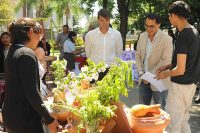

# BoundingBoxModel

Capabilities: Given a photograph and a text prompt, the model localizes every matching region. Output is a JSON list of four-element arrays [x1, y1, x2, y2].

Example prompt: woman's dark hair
[[146, 13, 161, 24], [169, 1, 191, 20], [68, 31, 77, 43], [0, 32, 12, 46], [0, 32, 11, 38], [8, 18, 42, 45]]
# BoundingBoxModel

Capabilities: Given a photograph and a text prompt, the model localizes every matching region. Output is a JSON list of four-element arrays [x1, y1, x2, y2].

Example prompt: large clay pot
[[128, 109, 170, 133]]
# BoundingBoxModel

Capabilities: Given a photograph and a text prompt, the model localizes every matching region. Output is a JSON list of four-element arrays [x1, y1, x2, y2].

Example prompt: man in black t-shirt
[[156, 1, 200, 133]]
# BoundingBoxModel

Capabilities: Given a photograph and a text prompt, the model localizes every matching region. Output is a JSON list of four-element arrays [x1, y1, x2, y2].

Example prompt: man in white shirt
[[85, 9, 123, 68]]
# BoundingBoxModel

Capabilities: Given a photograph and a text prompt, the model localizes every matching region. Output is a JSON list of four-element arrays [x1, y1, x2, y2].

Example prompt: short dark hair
[[63, 24, 69, 29], [98, 9, 110, 19], [68, 31, 77, 43], [146, 13, 161, 24], [168, 1, 191, 19], [8, 18, 42, 44]]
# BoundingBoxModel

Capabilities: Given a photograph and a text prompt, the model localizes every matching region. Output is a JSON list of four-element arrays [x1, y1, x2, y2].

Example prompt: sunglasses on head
[[33, 23, 42, 33], [20, 22, 42, 33]]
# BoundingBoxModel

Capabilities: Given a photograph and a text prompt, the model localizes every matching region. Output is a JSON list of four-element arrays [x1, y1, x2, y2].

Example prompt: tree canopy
[[2, 0, 200, 42]]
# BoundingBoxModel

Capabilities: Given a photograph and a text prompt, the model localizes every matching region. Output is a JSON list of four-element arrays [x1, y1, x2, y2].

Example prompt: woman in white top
[[34, 47, 50, 98], [63, 31, 79, 71]]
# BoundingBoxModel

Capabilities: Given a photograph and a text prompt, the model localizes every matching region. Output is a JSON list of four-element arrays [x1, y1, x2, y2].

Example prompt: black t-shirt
[[171, 25, 200, 84]]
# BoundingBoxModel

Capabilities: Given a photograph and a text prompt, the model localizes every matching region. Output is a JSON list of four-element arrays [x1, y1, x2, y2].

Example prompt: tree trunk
[[103, 0, 108, 9], [36, 0, 46, 42], [117, 0, 130, 50]]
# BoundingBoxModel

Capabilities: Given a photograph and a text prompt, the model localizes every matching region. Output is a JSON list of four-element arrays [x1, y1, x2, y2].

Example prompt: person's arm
[[116, 32, 123, 57], [135, 34, 144, 75], [156, 54, 186, 79], [17, 55, 54, 124], [157, 64, 172, 73], [84, 33, 91, 58]]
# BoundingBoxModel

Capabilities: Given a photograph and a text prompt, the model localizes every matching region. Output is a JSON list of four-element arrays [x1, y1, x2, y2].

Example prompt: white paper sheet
[[140, 72, 167, 92]]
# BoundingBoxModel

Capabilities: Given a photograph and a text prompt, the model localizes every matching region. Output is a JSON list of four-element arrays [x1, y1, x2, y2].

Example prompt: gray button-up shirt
[[56, 32, 69, 48]]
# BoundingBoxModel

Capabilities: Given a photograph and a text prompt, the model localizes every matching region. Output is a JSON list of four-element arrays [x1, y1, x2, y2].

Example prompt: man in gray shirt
[[56, 25, 69, 60]]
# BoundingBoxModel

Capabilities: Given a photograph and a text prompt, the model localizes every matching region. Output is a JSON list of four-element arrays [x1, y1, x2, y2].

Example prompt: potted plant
[[47, 58, 134, 133]]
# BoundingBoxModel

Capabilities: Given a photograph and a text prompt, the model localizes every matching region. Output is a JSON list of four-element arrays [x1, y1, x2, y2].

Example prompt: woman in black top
[[0, 32, 12, 73], [3, 18, 59, 133]]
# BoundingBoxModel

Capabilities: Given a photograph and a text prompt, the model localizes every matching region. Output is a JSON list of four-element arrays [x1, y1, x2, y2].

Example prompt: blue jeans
[[139, 81, 168, 109]]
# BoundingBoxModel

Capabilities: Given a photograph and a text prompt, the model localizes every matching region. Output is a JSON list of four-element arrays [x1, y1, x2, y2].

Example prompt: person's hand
[[0, 112, 3, 123], [156, 71, 168, 80], [47, 120, 62, 133], [157, 65, 168, 73], [143, 80, 149, 84], [156, 64, 171, 74]]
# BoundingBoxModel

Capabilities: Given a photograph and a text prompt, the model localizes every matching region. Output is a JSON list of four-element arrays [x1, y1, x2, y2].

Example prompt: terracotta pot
[[81, 80, 90, 89], [59, 126, 86, 133], [101, 101, 133, 133], [128, 109, 170, 133], [64, 127, 86, 133], [52, 111, 70, 121]]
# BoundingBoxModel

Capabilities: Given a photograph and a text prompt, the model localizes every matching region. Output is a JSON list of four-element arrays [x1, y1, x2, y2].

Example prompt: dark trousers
[[139, 81, 168, 110], [64, 52, 75, 71]]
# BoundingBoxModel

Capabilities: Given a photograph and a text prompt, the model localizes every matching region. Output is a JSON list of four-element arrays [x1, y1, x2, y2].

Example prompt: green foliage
[[0, 0, 14, 26], [51, 60, 67, 83], [129, 0, 200, 31], [15, 0, 52, 18], [79, 0, 96, 16], [47, 0, 84, 23], [77, 90, 116, 132], [80, 0, 115, 17], [97, 58, 134, 105], [15, 0, 84, 23], [128, 0, 170, 31]]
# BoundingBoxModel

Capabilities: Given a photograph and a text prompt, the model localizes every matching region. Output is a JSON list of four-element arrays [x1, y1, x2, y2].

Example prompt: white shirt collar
[[96, 27, 112, 35], [147, 29, 160, 41]]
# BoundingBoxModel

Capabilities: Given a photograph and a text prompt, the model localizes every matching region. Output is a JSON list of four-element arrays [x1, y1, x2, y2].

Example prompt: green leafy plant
[[51, 59, 66, 83], [49, 58, 134, 133], [96, 58, 134, 105]]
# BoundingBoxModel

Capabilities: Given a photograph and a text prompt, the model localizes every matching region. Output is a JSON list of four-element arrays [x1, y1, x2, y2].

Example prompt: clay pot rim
[[51, 110, 71, 115], [131, 109, 165, 120]]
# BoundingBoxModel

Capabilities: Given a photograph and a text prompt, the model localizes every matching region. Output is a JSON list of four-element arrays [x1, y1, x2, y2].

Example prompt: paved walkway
[[120, 84, 200, 133]]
